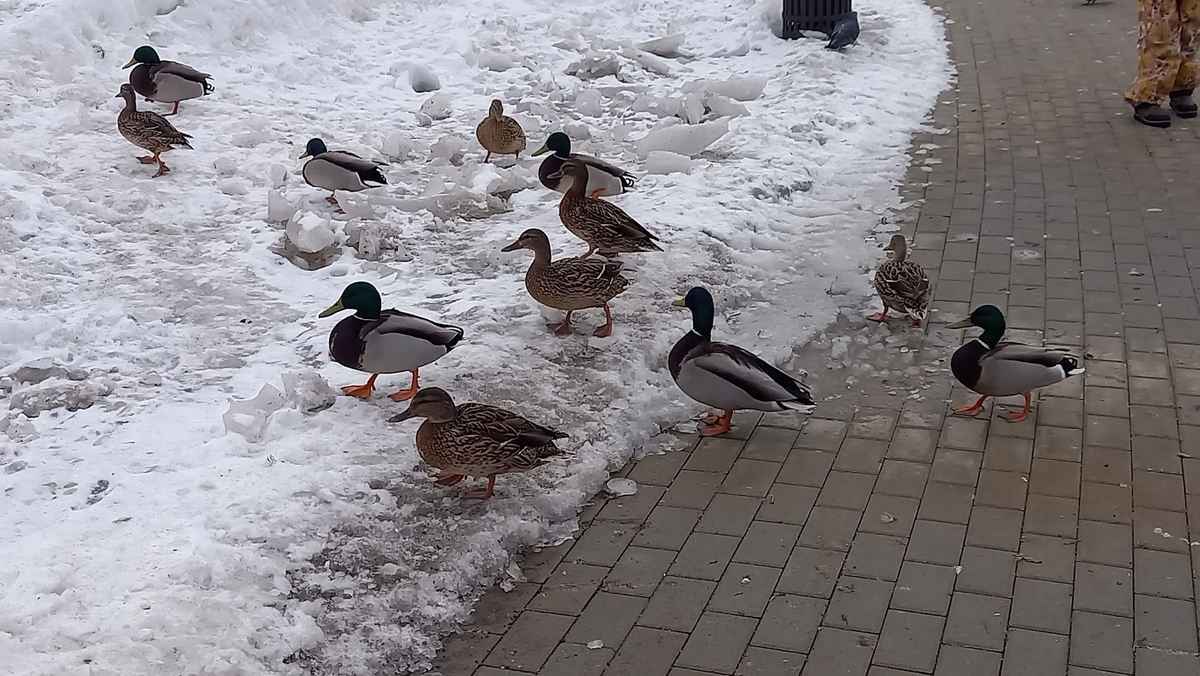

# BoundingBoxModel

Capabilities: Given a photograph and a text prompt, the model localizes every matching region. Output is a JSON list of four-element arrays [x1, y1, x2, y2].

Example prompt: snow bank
[[0, 0, 951, 672]]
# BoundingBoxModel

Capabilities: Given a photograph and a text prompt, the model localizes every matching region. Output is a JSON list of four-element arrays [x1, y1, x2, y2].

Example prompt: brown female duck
[[389, 387, 568, 499], [554, 159, 661, 258], [500, 228, 631, 337], [476, 99, 527, 163], [868, 234, 930, 326], [115, 83, 193, 177]]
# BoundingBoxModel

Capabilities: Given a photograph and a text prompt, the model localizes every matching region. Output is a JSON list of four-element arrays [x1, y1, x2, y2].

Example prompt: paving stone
[[817, 471, 877, 510], [824, 576, 893, 633], [1134, 594, 1199, 652], [685, 437, 745, 473], [604, 546, 676, 598], [528, 562, 607, 615], [675, 611, 759, 674], [638, 576, 716, 633], [980, 435, 1034, 474], [538, 642, 612, 676], [1034, 426, 1084, 462], [777, 450, 837, 488], [889, 427, 941, 462], [860, 494, 920, 537], [777, 547, 846, 598], [931, 448, 984, 486], [606, 626, 687, 676], [1133, 549, 1194, 600], [1076, 520, 1132, 568], [756, 484, 820, 526], [737, 647, 805, 676], [877, 460, 931, 498], [873, 609, 945, 673], [933, 645, 1001, 676], [708, 563, 781, 617], [801, 628, 876, 676], [799, 506, 862, 552], [734, 521, 802, 567], [720, 458, 782, 498], [955, 546, 1017, 598], [795, 418, 849, 451], [1016, 535, 1077, 583], [1010, 577, 1072, 634], [597, 486, 667, 523], [661, 470, 722, 510], [844, 533, 906, 581], [893, 561, 956, 616], [742, 426, 800, 462], [1024, 493, 1079, 538], [1080, 481, 1131, 524], [633, 506, 702, 551], [906, 520, 967, 565], [433, 630, 500, 675], [1082, 447, 1132, 486], [1070, 612, 1133, 674], [468, 582, 541, 634], [966, 505, 1024, 551], [941, 418, 990, 452], [944, 592, 1011, 651], [629, 452, 690, 486], [1000, 629, 1069, 676], [1029, 459, 1081, 498], [1074, 563, 1133, 617], [974, 469, 1029, 510], [918, 483, 976, 524], [1132, 470, 1187, 512], [669, 532, 740, 581], [484, 611, 575, 672], [833, 438, 889, 475], [752, 594, 826, 653], [563, 591, 646, 650], [521, 542, 574, 584], [569, 520, 636, 567], [1131, 507, 1190, 553], [696, 493, 762, 537], [1133, 648, 1200, 676]]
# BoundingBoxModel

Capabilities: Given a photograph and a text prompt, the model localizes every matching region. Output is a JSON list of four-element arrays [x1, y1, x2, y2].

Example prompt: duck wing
[[877, 261, 930, 316], [975, 342, 1077, 396], [157, 60, 212, 84], [982, 342, 1072, 367], [579, 199, 659, 243], [574, 152, 636, 184], [457, 403, 568, 448], [319, 150, 386, 172], [689, 342, 812, 404], [362, 309, 464, 347], [129, 110, 193, 147]]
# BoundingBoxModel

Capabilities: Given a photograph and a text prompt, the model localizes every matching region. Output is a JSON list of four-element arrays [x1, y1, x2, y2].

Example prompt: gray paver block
[[873, 609, 945, 673], [708, 563, 781, 618], [638, 576, 717, 632], [944, 592, 1011, 651], [737, 647, 805, 676], [1000, 629, 1069, 676], [538, 642, 612, 676], [605, 626, 687, 676], [675, 611, 759, 673], [752, 594, 825, 653], [603, 546, 675, 598], [1070, 611, 1133, 674], [734, 521, 802, 567], [484, 611, 575, 672], [918, 482, 976, 524], [668, 532, 740, 581], [778, 546, 846, 598], [563, 591, 646, 650], [801, 627, 876, 676], [934, 645, 1001, 676]]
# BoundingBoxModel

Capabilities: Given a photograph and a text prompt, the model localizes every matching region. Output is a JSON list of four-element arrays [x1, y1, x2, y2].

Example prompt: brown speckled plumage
[[501, 228, 631, 337], [476, 99, 527, 162], [555, 159, 661, 258], [390, 388, 568, 498], [116, 84, 192, 177], [873, 234, 930, 321]]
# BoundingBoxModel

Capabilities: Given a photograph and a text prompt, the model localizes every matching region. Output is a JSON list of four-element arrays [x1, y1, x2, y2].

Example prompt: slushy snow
[[0, 0, 951, 673]]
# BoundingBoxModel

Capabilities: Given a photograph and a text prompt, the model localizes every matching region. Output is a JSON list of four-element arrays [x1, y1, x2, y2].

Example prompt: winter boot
[[1169, 90, 1198, 118], [1133, 102, 1172, 128]]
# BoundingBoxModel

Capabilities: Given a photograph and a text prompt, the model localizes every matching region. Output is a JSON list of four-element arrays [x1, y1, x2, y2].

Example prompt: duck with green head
[[319, 282, 464, 401], [299, 138, 388, 210], [669, 287, 815, 436], [949, 305, 1084, 422], [123, 46, 213, 116], [533, 132, 636, 198]]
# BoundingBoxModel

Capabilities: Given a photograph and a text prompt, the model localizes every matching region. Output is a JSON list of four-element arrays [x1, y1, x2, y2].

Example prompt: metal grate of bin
[[782, 0, 853, 38]]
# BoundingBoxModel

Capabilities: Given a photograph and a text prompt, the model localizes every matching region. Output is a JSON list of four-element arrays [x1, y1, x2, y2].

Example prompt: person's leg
[[1170, 0, 1200, 116], [1127, 0, 1184, 127]]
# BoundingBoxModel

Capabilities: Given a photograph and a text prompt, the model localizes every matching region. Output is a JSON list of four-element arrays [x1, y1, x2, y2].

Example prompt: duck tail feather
[[1060, 356, 1085, 377]]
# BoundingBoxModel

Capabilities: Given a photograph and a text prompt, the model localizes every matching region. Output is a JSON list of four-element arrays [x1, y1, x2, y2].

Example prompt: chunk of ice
[[408, 63, 440, 92], [634, 118, 728, 159], [644, 150, 694, 175], [419, 93, 453, 121]]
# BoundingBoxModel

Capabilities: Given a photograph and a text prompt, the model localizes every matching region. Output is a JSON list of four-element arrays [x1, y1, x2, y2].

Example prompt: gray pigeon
[[826, 12, 860, 50]]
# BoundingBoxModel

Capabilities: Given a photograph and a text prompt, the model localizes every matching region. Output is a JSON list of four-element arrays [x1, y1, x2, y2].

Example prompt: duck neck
[[528, 242, 553, 271], [891, 240, 908, 263], [563, 170, 588, 199], [977, 320, 1005, 348]]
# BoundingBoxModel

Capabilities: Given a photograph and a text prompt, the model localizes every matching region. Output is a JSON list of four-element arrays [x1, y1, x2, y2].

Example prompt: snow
[[0, 0, 950, 673]]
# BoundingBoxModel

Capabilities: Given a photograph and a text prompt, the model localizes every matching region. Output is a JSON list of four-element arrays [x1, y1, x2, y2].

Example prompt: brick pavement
[[432, 0, 1200, 673]]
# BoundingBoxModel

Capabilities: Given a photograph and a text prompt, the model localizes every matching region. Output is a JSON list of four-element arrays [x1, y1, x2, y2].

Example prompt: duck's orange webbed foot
[[953, 395, 988, 417], [464, 475, 497, 499], [342, 374, 379, 400], [699, 410, 734, 437], [434, 473, 466, 486], [866, 308, 889, 322], [1002, 394, 1032, 423], [389, 372, 420, 402]]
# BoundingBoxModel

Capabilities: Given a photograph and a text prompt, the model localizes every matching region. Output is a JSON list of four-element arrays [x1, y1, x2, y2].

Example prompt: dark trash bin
[[782, 0, 854, 38]]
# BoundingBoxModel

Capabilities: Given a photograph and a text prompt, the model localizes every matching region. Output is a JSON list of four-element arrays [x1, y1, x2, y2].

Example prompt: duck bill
[[947, 318, 974, 329], [531, 144, 550, 157], [388, 408, 414, 423], [671, 298, 686, 307], [122, 58, 137, 69], [299, 151, 311, 159], [500, 240, 522, 252], [318, 300, 345, 318]]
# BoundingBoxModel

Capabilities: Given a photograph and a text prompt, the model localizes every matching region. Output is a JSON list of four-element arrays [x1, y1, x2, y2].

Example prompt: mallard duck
[[670, 287, 815, 436], [299, 138, 388, 209], [868, 234, 931, 326], [389, 387, 568, 499], [949, 305, 1084, 422], [123, 46, 213, 116], [533, 132, 636, 198], [116, 83, 193, 177], [500, 228, 631, 337], [476, 99, 527, 163], [553, 159, 662, 259], [319, 282, 464, 401]]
